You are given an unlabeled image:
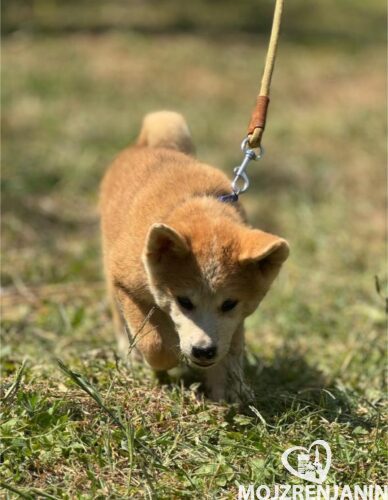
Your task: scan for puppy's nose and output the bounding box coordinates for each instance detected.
[191,346,217,361]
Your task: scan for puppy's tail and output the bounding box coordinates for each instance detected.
[137,111,195,155]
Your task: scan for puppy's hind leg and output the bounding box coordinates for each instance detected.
[106,280,128,355]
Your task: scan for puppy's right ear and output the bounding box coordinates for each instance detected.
[239,229,289,284]
[144,223,190,263]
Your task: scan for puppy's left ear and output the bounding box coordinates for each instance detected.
[239,229,289,283]
[144,223,190,264]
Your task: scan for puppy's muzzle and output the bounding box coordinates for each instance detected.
[190,345,217,367]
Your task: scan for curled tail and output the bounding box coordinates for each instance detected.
[137,111,195,155]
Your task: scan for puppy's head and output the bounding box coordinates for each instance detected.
[142,215,289,368]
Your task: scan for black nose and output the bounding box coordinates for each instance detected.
[191,346,217,361]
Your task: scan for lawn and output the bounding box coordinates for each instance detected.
[1,1,386,497]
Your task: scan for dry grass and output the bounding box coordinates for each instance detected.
[1,1,386,497]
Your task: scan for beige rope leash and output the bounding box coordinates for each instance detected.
[225,0,285,198]
[247,0,285,148]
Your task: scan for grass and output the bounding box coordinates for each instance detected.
[1,0,387,497]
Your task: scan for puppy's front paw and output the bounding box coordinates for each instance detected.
[207,384,227,403]
[208,377,255,405]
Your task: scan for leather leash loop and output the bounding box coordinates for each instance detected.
[247,95,270,148]
[247,96,270,134]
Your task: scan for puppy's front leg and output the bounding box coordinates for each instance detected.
[204,327,250,403]
[204,351,246,403]
[115,287,180,371]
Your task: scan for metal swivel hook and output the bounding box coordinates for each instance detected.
[231,138,264,195]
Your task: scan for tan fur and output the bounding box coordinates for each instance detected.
[100,110,289,402]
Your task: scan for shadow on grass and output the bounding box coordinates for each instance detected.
[243,346,373,430]
[151,344,373,431]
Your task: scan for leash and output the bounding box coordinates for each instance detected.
[225,0,285,200]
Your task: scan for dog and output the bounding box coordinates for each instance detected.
[100,111,289,402]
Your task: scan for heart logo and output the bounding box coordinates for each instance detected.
[281,440,331,484]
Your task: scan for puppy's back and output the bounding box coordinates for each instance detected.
[99,111,232,282]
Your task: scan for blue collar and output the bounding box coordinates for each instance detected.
[218,192,239,203]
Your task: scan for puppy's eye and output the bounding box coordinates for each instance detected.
[220,299,239,312]
[177,296,195,311]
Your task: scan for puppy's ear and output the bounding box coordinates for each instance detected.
[239,229,289,283]
[144,223,190,263]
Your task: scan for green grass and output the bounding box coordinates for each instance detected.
[1,1,387,497]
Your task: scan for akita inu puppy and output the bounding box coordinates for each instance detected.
[100,111,289,402]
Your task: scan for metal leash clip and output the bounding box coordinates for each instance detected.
[231,138,264,195]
